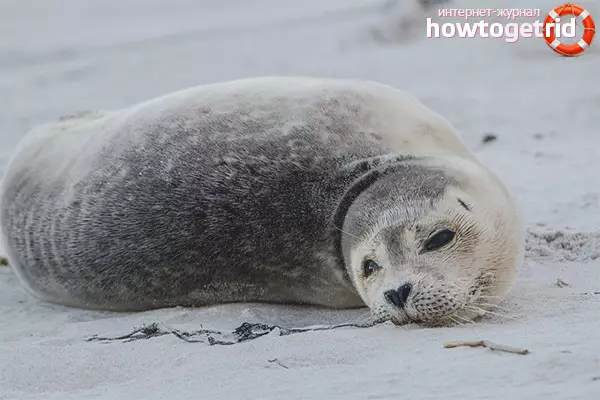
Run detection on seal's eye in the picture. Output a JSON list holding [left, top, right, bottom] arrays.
[[424, 229, 455, 252], [362, 259, 380, 278]]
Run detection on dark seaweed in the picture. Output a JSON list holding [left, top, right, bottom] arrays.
[[86, 320, 386, 346]]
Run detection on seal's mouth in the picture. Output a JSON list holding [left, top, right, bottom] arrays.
[[388, 312, 460, 327], [378, 273, 499, 328], [388, 305, 488, 327]]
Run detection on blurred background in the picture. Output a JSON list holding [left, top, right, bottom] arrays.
[[1, 0, 599, 229]]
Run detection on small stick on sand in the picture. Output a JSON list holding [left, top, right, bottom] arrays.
[[268, 358, 289, 369], [444, 340, 529, 355], [556, 278, 569, 288]]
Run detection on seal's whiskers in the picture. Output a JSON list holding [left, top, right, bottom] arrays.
[[465, 305, 515, 320], [473, 302, 512, 312], [451, 313, 475, 325]]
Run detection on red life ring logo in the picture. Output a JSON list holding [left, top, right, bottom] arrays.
[[543, 3, 596, 56]]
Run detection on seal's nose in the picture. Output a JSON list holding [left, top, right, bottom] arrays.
[[384, 282, 412, 309]]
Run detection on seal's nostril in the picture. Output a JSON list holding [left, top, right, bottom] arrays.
[[384, 290, 402, 308], [399, 282, 412, 304], [384, 283, 412, 309]]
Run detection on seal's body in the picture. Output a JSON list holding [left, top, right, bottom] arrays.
[[0, 77, 523, 324]]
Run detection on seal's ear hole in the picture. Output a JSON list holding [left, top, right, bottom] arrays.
[[362, 259, 381, 279], [424, 229, 455, 252], [457, 198, 471, 211]]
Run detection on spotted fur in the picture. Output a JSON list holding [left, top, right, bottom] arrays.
[[0, 77, 523, 323]]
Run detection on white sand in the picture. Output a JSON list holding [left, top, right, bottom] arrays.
[[1, 0, 599, 399]]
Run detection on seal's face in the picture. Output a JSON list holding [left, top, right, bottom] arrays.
[[343, 159, 524, 327]]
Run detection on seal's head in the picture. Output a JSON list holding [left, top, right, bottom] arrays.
[[341, 156, 524, 326]]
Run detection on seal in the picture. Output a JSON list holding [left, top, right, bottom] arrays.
[[0, 77, 524, 326]]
